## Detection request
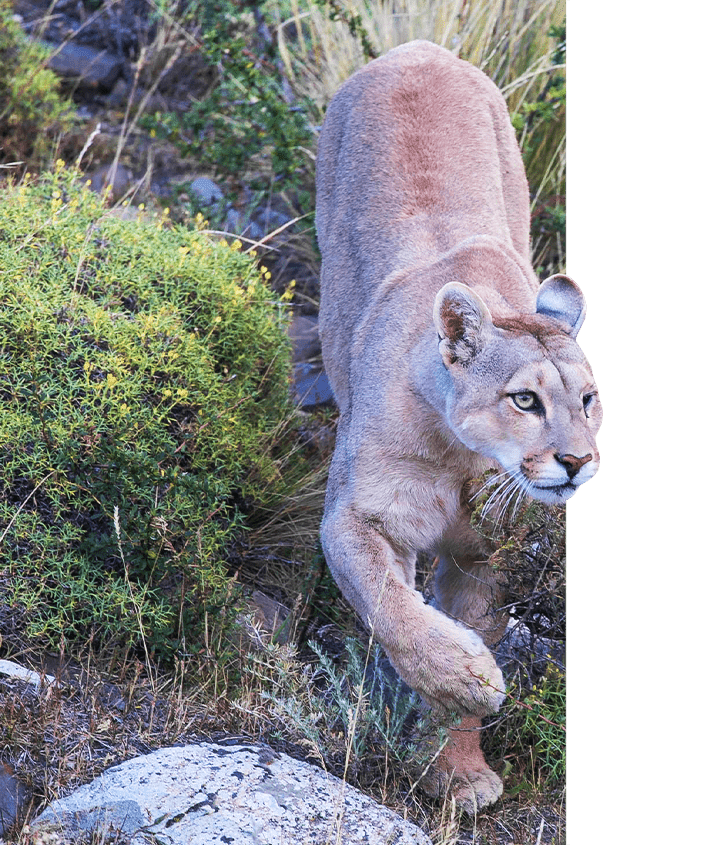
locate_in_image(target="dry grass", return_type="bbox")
[274,0,564,107]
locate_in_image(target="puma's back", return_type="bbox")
[317,40,536,411]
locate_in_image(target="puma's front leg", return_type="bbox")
[320,503,505,716]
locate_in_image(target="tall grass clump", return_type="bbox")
[268,0,566,273]
[0,163,295,665]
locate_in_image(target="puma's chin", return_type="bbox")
[527,480,579,504]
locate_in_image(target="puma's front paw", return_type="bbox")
[389,610,506,715]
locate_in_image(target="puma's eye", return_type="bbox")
[583,393,596,416]
[512,392,541,412]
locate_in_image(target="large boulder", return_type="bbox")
[28,743,431,844]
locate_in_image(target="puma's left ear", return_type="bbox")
[536,274,586,338]
[433,282,492,367]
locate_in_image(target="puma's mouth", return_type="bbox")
[529,480,577,504]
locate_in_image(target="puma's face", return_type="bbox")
[434,276,601,504]
[447,338,601,503]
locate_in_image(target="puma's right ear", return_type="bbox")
[433,282,492,367]
[536,274,586,338]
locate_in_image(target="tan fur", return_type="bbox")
[316,41,602,811]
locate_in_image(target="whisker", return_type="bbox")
[510,474,532,521]
[484,476,523,539]
[480,474,516,520]
[480,476,514,513]
[497,474,524,527]
[469,469,513,503]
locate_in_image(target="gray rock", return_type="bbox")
[89,164,134,203]
[253,208,292,236]
[106,77,130,109]
[293,363,334,408]
[29,743,430,844]
[241,219,266,244]
[45,41,122,91]
[288,314,321,363]
[0,762,28,838]
[0,659,57,689]
[189,177,224,210]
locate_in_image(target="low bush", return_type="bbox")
[0,163,295,664]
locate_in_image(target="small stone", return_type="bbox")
[189,177,224,210]
[293,363,334,408]
[245,590,292,644]
[288,314,321,363]
[45,41,122,91]
[89,164,134,203]
[0,762,28,838]
[106,77,129,109]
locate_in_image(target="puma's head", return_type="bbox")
[433,275,601,504]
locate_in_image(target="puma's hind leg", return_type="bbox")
[421,715,503,812]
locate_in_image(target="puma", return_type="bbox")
[316,40,601,811]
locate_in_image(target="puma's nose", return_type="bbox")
[555,452,592,480]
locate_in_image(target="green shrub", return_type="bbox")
[0,0,73,169]
[0,163,295,662]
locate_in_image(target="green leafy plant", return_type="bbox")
[308,637,426,763]
[494,665,566,791]
[0,163,295,663]
[144,2,314,206]
[0,0,73,169]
